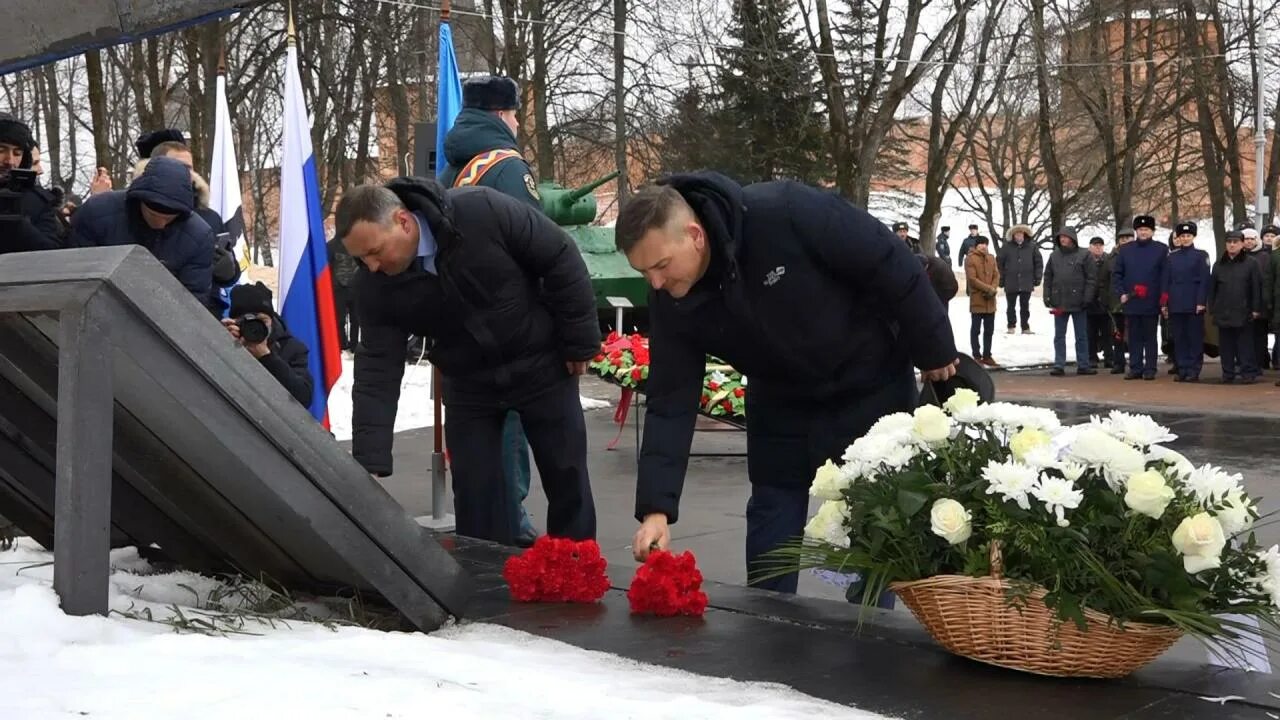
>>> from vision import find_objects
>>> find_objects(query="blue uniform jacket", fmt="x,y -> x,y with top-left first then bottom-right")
1161,247 -> 1210,314
1112,238 -> 1169,315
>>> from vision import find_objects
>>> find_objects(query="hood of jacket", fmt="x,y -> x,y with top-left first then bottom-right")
443,108 -> 519,167
385,176 -> 458,251
126,156 -> 195,215
657,171 -> 746,288
1006,224 -> 1033,243
1055,226 -> 1078,245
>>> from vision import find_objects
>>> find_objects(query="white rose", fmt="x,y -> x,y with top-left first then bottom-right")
1010,428 -> 1051,462
930,498 -> 972,545
1217,491 -> 1256,536
1124,470 -> 1176,519
1171,512 -> 1227,574
943,388 -> 980,415
809,459 -> 848,501
912,405 -> 953,446
804,500 -> 851,548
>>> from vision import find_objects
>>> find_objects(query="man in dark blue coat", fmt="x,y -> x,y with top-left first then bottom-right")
617,172 -> 958,594
1160,221 -> 1210,382
69,156 -> 217,315
1111,214 -> 1168,380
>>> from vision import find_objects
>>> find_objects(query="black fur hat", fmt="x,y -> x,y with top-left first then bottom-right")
229,282 -> 274,318
1133,214 -> 1156,230
462,76 -> 519,111
1175,221 -> 1197,236
136,128 -> 187,159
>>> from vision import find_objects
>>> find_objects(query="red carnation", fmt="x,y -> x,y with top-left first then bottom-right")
503,536 -> 611,603
700,393 -> 710,405
606,331 -> 621,344
630,367 -> 644,382
708,382 -> 720,391
1134,284 -> 1149,299
610,356 -> 623,367
733,388 -> 744,398
632,346 -> 651,366
593,353 -> 605,362
1159,291 -> 1170,306
720,399 -> 733,412
627,549 -> 708,617
609,349 -> 623,360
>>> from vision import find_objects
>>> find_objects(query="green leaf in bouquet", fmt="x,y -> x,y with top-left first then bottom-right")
896,489 -> 929,518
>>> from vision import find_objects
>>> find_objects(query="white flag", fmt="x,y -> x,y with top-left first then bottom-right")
210,70 -> 248,283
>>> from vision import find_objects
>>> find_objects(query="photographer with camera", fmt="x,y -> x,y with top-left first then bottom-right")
220,282 -> 314,408
0,113 -> 63,255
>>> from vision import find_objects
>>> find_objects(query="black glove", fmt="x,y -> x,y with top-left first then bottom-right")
211,244 -> 239,285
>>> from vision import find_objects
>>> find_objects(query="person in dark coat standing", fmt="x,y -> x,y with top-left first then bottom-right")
337,178 -> 600,547
1160,222 -> 1210,382
936,226 -> 951,266
327,236 -> 361,351
1208,230 -> 1263,384
617,173 -> 959,594
1111,214 -> 1168,380
220,282 -> 315,406
69,156 -> 217,315
998,224 -> 1042,334
0,113 -> 64,254
957,224 -> 986,267
437,75 -> 542,546
1245,226 -> 1273,370
1265,223 -> 1280,377
1043,227 -> 1097,376
1084,237 -> 1110,367
1099,228 -> 1132,373
894,221 -> 921,253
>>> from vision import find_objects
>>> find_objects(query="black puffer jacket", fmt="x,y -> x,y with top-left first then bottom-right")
1208,251 -> 1264,328
636,172 -> 956,523
1043,237 -> 1097,312
351,178 -> 599,475
257,314 -> 314,407
68,157 -> 216,314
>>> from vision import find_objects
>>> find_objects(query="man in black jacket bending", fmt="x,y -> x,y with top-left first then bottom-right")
336,177 -> 601,545
620,172 -> 959,594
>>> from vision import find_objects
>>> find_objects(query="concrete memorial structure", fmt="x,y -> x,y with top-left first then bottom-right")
0,246 -> 470,631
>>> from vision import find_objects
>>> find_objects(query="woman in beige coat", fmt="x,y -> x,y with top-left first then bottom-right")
966,235 -> 1001,366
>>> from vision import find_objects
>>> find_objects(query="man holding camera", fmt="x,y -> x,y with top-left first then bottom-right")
221,282 -> 314,407
0,113 -> 63,255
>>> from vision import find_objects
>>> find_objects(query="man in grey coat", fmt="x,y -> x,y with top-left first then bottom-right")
1043,227 -> 1097,376
998,224 -> 1043,334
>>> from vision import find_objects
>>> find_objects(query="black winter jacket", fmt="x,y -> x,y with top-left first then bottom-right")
351,178 -> 598,475
1043,244 -> 1097,312
636,172 -> 957,523
998,237 -> 1043,293
68,158 -> 216,314
257,314 -> 314,407
0,182 -> 65,254
437,109 -> 540,208
1208,252 -> 1264,328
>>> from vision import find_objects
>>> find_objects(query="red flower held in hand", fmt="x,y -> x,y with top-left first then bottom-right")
503,536 -> 611,603
628,548 -> 708,617
1134,284 -> 1149,299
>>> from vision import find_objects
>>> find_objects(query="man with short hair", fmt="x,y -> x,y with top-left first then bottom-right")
957,223 -> 986,267
337,178 -> 600,547
1084,236 -> 1110,368
617,172 -> 958,594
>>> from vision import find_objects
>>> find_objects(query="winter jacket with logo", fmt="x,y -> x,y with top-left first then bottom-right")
1161,247 -> 1210,314
350,178 -> 598,475
997,229 -> 1043,293
1208,252 -> 1264,328
1111,238 -> 1169,316
437,108 -> 540,208
1043,244 -> 1097,312
636,172 -> 956,523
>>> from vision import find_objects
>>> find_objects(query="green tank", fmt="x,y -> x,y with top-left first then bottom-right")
537,172 -> 648,316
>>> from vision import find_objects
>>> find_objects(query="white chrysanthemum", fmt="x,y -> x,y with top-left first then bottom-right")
1254,546 -> 1280,608
943,388 -> 980,415
1217,490 -> 1256,536
1021,445 -> 1061,471
809,459 -> 849,501
949,402 -> 993,425
1010,428 -> 1052,462
867,412 -> 914,438
1032,475 -> 1084,527
1183,464 -> 1245,508
983,403 -> 1063,433
1058,462 -> 1087,482
1145,445 -> 1195,481
911,405 -> 953,446
1090,410 -> 1177,447
804,500 -> 851,548
1064,427 -> 1146,491
981,460 -> 1037,510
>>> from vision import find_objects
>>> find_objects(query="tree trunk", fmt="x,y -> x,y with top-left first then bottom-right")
85,50 -> 112,179
1183,3 -> 1228,251
612,0 -> 628,202
182,29 -> 207,170
38,63 -> 66,188
1031,0 -> 1065,231
811,0 -> 852,199
531,0 -> 554,178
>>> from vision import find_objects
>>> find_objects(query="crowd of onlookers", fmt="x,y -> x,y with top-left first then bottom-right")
895,218 -> 1280,385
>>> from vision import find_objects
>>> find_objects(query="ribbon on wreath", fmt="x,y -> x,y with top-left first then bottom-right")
607,388 -> 634,450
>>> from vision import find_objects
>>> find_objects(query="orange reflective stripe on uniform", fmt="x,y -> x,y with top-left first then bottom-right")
453,148 -> 524,188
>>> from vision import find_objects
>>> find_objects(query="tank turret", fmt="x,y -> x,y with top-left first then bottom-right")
538,171 -> 621,226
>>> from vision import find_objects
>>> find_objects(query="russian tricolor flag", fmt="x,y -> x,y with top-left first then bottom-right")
278,29 -> 340,428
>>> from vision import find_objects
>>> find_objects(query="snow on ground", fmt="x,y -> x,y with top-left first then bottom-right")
327,356 -> 614,442
947,282 -> 1056,368
0,540 -> 884,720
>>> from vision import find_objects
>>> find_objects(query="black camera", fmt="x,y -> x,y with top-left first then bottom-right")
0,168 -> 37,216
235,314 -> 270,345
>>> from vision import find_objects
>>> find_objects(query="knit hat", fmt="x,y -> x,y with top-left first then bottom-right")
1242,227 -> 1259,240
229,282 -> 274,318
0,113 -> 34,151
462,76 -> 520,111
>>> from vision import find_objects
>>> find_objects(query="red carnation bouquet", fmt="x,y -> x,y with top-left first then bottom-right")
627,548 -> 709,617
589,331 -> 650,389
503,536 -> 611,603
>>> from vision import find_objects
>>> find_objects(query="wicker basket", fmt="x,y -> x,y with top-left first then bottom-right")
888,542 -> 1183,678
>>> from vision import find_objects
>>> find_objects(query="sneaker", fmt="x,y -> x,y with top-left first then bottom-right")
1049,367 -> 1066,376
1077,368 -> 1097,375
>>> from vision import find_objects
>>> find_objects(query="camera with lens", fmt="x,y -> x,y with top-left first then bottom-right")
235,314 -> 270,345
0,168 -> 37,216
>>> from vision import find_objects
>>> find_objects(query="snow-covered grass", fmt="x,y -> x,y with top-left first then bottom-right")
0,539 -> 884,719
946,282 -> 1056,368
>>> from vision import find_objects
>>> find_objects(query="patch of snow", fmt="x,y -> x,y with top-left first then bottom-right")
327,356 -> 435,442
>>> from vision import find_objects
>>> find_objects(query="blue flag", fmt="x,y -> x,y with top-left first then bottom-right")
436,20 -> 463,178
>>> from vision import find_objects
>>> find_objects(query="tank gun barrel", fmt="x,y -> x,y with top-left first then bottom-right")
562,171 -> 621,206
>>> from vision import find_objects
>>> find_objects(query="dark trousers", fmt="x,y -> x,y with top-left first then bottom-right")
333,285 -> 360,350
1053,310 -> 1091,370
745,373 -> 917,595
1219,325 -> 1259,380
1170,313 -> 1205,378
1005,290 -> 1031,329
1109,312 -> 1126,369
1126,314 -> 1159,375
444,376 -> 595,545
1087,312 -> 1109,363
970,313 -> 994,357
1254,318 -> 1271,370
